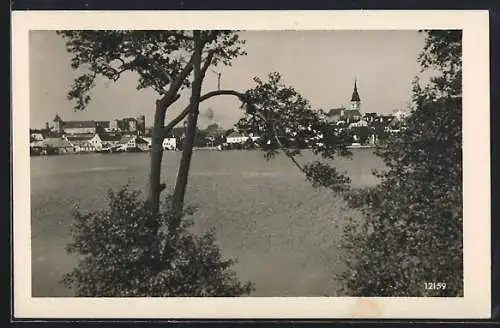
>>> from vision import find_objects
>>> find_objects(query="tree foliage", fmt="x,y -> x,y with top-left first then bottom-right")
236,72 -> 352,192
338,30 -> 463,296
58,30 -> 256,296
349,126 -> 371,145
58,30 -> 246,110
62,186 -> 254,297
58,29 -> 250,228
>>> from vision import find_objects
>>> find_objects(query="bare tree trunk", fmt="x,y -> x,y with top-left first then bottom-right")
147,100 -> 167,220
170,31 -> 204,233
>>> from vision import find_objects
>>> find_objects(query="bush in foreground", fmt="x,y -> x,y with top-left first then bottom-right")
61,186 -> 254,297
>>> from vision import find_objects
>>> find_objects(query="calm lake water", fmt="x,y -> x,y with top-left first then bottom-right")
31,149 -> 385,297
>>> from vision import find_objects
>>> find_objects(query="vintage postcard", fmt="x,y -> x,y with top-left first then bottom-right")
12,10 -> 490,318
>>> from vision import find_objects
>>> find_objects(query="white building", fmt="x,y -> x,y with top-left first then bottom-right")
348,119 -> 369,128
99,134 -> 122,148
392,109 -> 409,120
109,119 -> 119,131
163,138 -> 177,150
226,131 -> 250,144
116,135 -> 137,151
128,120 -> 137,132
63,121 -> 97,135
30,133 -> 44,141
65,133 -> 102,152
248,134 -> 260,142
88,134 -> 103,150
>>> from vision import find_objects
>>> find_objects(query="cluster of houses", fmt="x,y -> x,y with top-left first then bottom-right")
322,107 -> 408,132
30,115 -> 178,155
320,107 -> 408,145
30,133 -> 179,155
315,80 -> 409,146
30,80 -> 409,155
322,80 -> 408,132
221,81 -> 409,148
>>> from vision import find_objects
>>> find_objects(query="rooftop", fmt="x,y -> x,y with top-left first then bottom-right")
95,121 -> 111,128
327,108 -> 346,117
65,134 -> 95,141
227,131 -> 248,138
69,139 -> 93,146
99,133 -> 122,142
63,121 -> 96,129
344,109 -> 362,118
42,138 -> 73,148
118,136 -> 135,144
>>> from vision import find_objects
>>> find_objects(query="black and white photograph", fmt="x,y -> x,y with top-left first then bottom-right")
12,10 -> 490,319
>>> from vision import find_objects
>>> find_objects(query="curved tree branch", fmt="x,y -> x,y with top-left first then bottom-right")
201,50 -> 215,78
271,123 -> 304,172
201,89 -> 245,102
157,53 -> 196,110
156,31 -> 217,112
101,63 -> 131,82
161,89 -> 246,137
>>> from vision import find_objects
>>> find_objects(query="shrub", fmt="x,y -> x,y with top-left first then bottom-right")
61,186 -> 254,297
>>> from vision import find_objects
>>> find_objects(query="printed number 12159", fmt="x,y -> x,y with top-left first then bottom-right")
424,282 -> 447,290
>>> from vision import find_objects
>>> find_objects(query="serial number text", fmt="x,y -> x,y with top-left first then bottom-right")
424,282 -> 447,290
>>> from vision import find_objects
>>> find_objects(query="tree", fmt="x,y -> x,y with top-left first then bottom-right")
169,126 -> 185,139
58,30 -> 248,231
337,30 -> 463,296
62,186 -> 254,296
194,128 -> 209,147
350,126 -> 370,145
206,123 -> 221,133
242,137 -> 257,150
236,72 -> 352,192
203,123 -> 223,148
58,30 -> 258,296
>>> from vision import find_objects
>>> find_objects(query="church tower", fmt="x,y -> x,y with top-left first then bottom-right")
52,114 -> 63,133
350,79 -> 361,112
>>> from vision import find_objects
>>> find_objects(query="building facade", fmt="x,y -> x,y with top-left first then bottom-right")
116,136 -> 137,151
163,138 -> 177,150
48,115 -> 146,136
65,133 -> 103,152
325,80 -> 363,124
226,132 -> 250,144
63,121 -> 97,135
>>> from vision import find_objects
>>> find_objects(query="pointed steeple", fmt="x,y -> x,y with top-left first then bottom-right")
350,79 -> 360,102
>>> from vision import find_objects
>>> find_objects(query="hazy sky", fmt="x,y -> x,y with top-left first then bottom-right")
29,30 -> 425,129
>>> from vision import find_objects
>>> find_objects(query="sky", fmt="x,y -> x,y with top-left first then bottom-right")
29,30 -> 426,130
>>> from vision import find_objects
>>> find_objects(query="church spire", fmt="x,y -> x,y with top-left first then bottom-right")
350,78 -> 361,113
351,78 -> 360,102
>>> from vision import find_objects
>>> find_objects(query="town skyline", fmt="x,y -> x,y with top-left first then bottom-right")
30,30 -> 425,130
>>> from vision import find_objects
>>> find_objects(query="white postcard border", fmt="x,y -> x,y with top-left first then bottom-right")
12,10 -> 491,319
